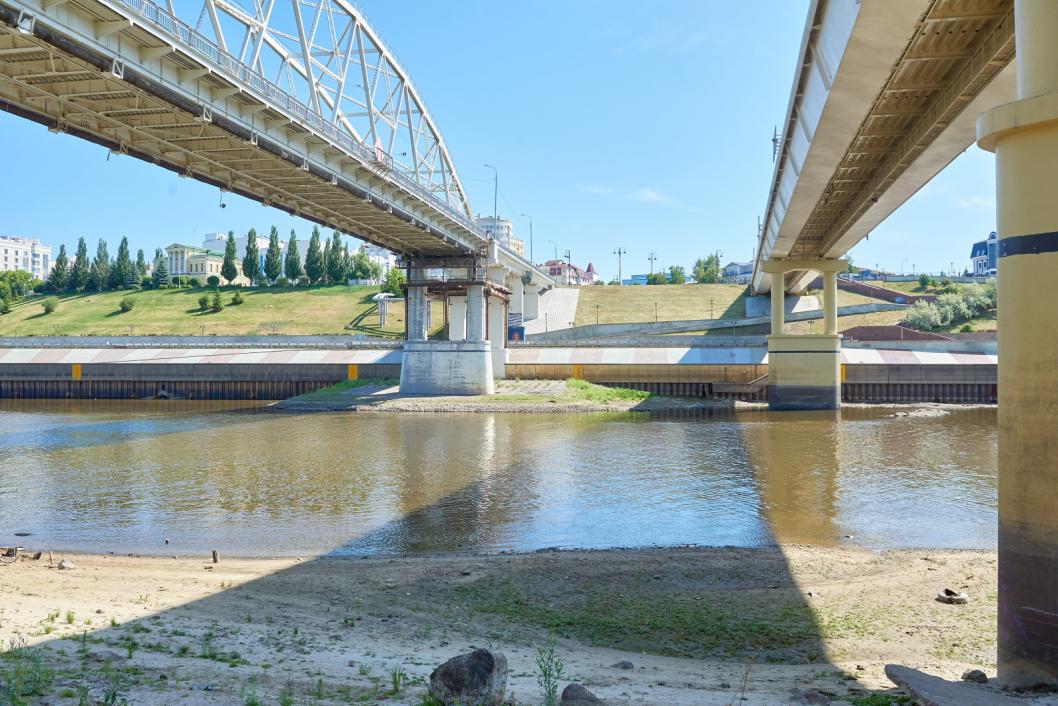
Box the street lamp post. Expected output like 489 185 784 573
520 213 534 263
648 252 657 276
547 240 557 260
613 248 627 285
564 249 572 286
483 164 498 218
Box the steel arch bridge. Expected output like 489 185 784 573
0 0 516 264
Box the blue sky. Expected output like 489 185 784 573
1 0 996 280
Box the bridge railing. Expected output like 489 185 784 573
108 0 483 239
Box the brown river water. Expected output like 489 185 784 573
0 401 997 556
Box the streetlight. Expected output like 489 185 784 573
648 252 657 276
483 163 498 218
613 248 627 285
563 249 572 286
520 213 534 264
900 258 909 275
547 239 557 260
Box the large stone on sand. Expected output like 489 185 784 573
561 682 605 704
429 648 507 706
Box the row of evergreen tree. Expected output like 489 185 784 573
44 225 385 294
226 225 381 286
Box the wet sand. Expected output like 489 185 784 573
0 546 1005 705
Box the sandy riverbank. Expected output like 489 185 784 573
274 379 754 413
0 546 1006 705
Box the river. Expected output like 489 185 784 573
0 401 997 556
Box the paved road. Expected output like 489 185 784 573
523 287 580 335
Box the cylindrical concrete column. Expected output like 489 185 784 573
406 286 428 341
509 276 524 316
466 285 485 342
523 286 540 321
978 0 1058 688
770 271 785 335
448 295 467 342
823 270 838 335
486 294 507 342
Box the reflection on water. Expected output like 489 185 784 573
0 401 997 556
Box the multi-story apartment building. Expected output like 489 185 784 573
0 236 52 280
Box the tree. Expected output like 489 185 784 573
284 230 302 283
668 265 687 284
692 253 722 284
263 226 282 284
221 231 239 285
646 272 667 285
382 266 406 296
69 237 90 292
41 297 59 314
135 249 148 278
326 231 345 284
350 249 374 280
90 238 110 292
47 244 69 293
152 248 169 288
322 238 332 283
304 226 325 283
242 228 261 285
342 246 354 283
918 273 930 289
210 291 223 312
110 236 134 290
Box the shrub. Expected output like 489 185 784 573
231 291 245 306
41 296 59 314
960 324 974 333
206 275 220 287
210 291 223 312
0 297 10 314
189 278 202 288
119 296 135 313
275 277 289 287
297 276 310 286
198 294 210 312
141 275 153 290
917 273 930 288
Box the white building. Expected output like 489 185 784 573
362 243 397 277
475 216 526 257
0 236 52 280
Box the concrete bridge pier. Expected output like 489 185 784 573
398 262 494 395
764 259 846 410
523 285 540 322
978 0 1058 688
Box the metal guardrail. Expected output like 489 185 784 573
108 0 483 239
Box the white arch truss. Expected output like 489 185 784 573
179 0 471 217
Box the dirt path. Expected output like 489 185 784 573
0 546 1012 705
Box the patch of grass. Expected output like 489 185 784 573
451 575 818 660
0 285 439 337
574 283 749 325
849 695 910 706
292 377 398 401
564 379 650 403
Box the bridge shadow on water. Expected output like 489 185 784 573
0 404 933 704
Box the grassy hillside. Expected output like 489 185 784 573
0 285 442 337
574 284 750 325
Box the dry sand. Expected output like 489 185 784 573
0 546 1011 705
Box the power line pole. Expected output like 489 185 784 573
613 248 627 285
520 212 534 263
564 249 572 286
483 163 498 218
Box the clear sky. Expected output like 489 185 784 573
1 0 996 280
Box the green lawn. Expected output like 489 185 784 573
0 285 443 337
574 284 750 325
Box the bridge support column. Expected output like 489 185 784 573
978 0 1058 687
447 295 467 342
466 285 486 342
487 294 508 379
763 259 846 410
406 285 429 341
523 285 540 321
508 275 524 331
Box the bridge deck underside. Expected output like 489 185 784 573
762 0 1014 293
0 0 471 258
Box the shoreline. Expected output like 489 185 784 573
0 545 1001 705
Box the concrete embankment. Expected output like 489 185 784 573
0 337 996 403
